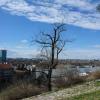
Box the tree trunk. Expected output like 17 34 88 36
48 68 52 91
48 45 54 91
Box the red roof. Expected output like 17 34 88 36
0 64 12 69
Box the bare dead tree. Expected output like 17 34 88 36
35 23 67 91
96 4 100 12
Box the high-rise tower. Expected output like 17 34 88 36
0 50 7 64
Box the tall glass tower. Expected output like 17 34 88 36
0 50 7 64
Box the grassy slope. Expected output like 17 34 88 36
60 80 100 100
67 90 100 100
66 81 100 100
23 81 100 100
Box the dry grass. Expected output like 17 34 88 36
53 76 86 89
52 69 86 89
0 80 47 100
87 71 100 80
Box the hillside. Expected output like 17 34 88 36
23 80 100 100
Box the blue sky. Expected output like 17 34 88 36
0 0 100 59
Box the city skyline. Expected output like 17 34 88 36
0 0 100 59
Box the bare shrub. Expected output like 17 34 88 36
0 80 47 100
53 69 86 89
53 76 85 89
52 77 68 89
88 71 100 80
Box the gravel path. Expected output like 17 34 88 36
23 81 100 100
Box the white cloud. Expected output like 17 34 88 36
21 39 28 43
9 48 51 58
15 39 29 49
2 41 100 59
92 44 100 48
61 49 100 59
0 0 100 29
55 0 95 10
7 48 100 59
7 48 39 58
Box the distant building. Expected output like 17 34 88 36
0 64 13 81
0 50 7 64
